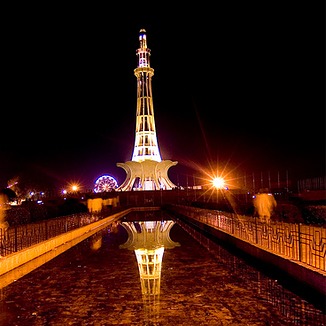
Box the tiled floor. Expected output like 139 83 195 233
0 212 325 325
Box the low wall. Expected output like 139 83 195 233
0 209 132 279
177 213 326 297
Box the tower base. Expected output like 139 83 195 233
116 160 178 191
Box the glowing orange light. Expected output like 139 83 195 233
64 180 83 194
212 177 225 189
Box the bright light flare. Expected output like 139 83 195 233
184 160 235 191
212 177 225 189
181 159 244 214
63 180 83 194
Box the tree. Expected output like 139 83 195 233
0 188 17 202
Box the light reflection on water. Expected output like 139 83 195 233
0 210 325 326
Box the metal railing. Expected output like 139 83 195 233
0 206 152 258
0 213 102 257
177 218 326 325
168 204 326 273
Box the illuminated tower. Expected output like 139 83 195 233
132 29 161 163
117 29 178 191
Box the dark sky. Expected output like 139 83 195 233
1 2 325 191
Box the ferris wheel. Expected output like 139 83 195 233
94 175 118 193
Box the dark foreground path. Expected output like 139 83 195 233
0 211 325 326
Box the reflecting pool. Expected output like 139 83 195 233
0 210 325 325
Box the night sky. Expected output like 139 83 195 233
2 3 324 192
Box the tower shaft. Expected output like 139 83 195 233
132 29 161 163
116 29 178 191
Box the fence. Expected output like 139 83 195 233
168 204 326 273
0 206 154 258
0 212 101 257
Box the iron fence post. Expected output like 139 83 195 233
14 226 18 253
45 220 48 240
298 223 302 262
255 217 258 244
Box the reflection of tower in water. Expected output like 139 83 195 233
119 216 180 319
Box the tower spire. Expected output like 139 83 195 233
132 29 161 162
